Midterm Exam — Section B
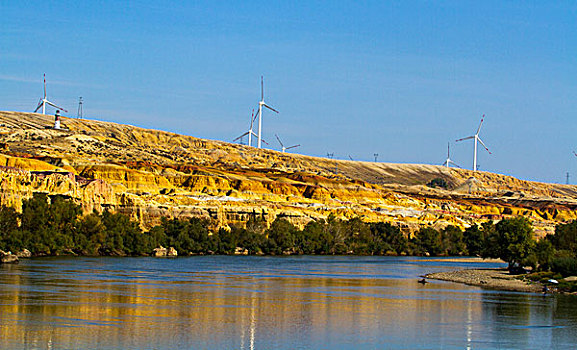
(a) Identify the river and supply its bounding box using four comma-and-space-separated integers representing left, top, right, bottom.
0, 256, 576, 349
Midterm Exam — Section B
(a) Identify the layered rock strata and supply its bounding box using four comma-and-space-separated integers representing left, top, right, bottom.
0, 111, 576, 237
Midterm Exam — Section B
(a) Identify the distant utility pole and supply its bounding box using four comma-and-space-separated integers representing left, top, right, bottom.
567, 172, 570, 185
326, 153, 337, 174
77, 97, 83, 119
374, 153, 379, 162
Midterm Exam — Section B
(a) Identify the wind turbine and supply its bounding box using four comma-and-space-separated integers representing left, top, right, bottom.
234, 132, 269, 146
255, 76, 279, 148
234, 110, 259, 146
456, 115, 491, 171
443, 142, 461, 168
275, 134, 300, 153
34, 74, 68, 115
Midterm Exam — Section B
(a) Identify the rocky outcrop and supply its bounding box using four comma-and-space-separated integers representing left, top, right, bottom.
0, 110, 576, 238
152, 246, 178, 257
0, 250, 19, 264
234, 247, 249, 255
15, 249, 31, 258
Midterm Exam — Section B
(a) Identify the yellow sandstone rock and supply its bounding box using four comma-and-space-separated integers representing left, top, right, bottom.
0, 110, 576, 237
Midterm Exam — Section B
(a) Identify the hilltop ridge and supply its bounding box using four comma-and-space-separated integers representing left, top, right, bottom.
0, 110, 575, 236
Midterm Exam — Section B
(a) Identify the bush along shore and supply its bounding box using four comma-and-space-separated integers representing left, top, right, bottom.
2, 194, 577, 292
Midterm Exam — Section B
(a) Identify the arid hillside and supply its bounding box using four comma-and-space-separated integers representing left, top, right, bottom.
0, 110, 575, 236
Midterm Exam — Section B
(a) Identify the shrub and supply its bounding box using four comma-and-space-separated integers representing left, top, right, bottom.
427, 178, 449, 189
551, 257, 577, 277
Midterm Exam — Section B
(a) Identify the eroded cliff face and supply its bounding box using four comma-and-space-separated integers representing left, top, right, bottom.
0, 111, 576, 236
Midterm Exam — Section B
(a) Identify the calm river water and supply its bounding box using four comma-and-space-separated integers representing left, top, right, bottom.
0, 256, 576, 349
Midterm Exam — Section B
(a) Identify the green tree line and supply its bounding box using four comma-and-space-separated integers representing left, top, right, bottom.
1, 194, 577, 279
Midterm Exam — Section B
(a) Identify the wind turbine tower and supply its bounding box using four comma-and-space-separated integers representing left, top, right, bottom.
34, 74, 68, 115
77, 97, 83, 119
456, 115, 491, 171
443, 142, 461, 168
248, 109, 253, 147
256, 76, 279, 148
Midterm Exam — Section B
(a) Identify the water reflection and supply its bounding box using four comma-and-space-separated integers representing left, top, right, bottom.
0, 256, 576, 349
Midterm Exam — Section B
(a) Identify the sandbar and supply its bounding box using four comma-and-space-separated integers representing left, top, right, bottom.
425, 268, 543, 293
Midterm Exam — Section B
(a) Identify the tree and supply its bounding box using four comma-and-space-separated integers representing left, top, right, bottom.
550, 220, 577, 255
161, 217, 213, 255
147, 225, 168, 249
413, 227, 443, 256
370, 222, 408, 255
20, 193, 81, 254
443, 225, 467, 256
233, 224, 265, 254
100, 210, 145, 255
0, 206, 20, 251
185, 217, 214, 253
297, 221, 320, 254
463, 224, 484, 256
481, 217, 536, 270
534, 239, 554, 271
325, 214, 348, 254
265, 218, 297, 255
48, 196, 82, 252
344, 217, 372, 254
76, 212, 106, 254
20, 193, 53, 254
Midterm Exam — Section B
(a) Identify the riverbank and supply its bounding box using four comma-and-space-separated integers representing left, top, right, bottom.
425, 268, 543, 293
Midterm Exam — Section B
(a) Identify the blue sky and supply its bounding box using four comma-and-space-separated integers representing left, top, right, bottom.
1, 1, 576, 183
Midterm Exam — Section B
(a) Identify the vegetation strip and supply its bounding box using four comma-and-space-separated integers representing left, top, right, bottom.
1, 194, 577, 294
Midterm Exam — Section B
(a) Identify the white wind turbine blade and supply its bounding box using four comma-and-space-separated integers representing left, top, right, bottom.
286, 144, 300, 150
456, 135, 474, 142
46, 100, 68, 112
449, 160, 462, 168
275, 134, 284, 148
233, 131, 250, 142
263, 103, 279, 113
249, 110, 256, 128
261, 76, 264, 101
34, 100, 44, 113
250, 131, 269, 145
43, 74, 47, 98
476, 114, 485, 135
477, 137, 492, 154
